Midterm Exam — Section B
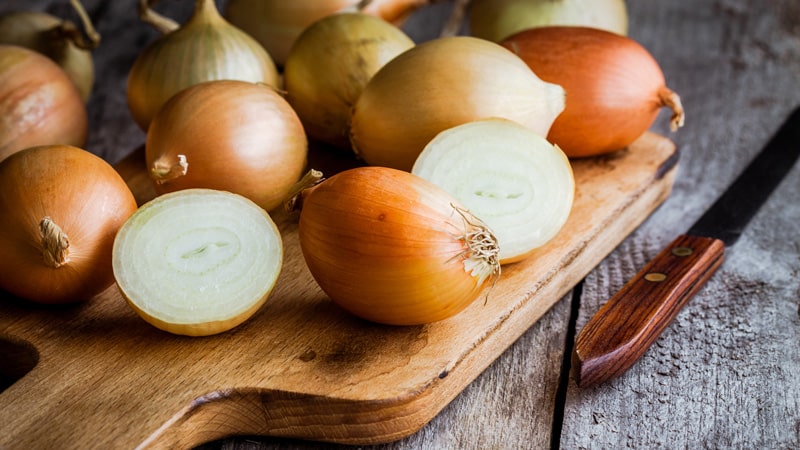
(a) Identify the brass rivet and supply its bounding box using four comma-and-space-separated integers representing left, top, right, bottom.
672, 247, 693, 257
645, 272, 667, 282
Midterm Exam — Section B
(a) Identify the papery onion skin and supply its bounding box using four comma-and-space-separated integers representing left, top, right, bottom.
127, 0, 280, 131
146, 80, 308, 212
0, 145, 138, 304
0, 11, 96, 102
502, 26, 685, 158
469, 0, 628, 43
284, 13, 415, 149
0, 45, 87, 162
349, 36, 566, 171
297, 166, 500, 326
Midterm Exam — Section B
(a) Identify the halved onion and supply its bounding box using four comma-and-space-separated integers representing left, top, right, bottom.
112, 189, 283, 336
412, 119, 575, 264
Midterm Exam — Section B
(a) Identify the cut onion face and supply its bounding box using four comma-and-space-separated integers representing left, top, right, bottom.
112, 189, 283, 336
412, 119, 575, 264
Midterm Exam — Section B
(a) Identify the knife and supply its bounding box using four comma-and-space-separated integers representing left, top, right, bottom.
572, 106, 800, 388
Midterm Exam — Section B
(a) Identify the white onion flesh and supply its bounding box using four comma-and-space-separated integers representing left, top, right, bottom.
112, 189, 283, 336
412, 119, 575, 264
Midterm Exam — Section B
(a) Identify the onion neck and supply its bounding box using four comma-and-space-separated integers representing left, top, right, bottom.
659, 86, 685, 132
151, 154, 188, 184
40, 217, 70, 269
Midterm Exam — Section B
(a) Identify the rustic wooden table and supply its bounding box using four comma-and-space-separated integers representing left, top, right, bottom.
2, 0, 798, 449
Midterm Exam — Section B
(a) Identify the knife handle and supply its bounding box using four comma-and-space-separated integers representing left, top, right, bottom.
572, 234, 725, 388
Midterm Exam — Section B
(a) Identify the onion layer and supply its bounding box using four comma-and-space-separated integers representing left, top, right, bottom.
502, 26, 684, 158
0, 45, 87, 162
145, 80, 308, 212
469, 0, 628, 43
113, 189, 283, 336
0, 145, 137, 304
297, 166, 500, 325
412, 119, 575, 264
284, 13, 415, 149
349, 36, 565, 171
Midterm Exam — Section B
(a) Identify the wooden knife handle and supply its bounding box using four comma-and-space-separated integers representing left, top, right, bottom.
572, 234, 725, 388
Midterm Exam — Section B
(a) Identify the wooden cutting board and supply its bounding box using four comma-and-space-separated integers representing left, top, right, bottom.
0, 132, 677, 449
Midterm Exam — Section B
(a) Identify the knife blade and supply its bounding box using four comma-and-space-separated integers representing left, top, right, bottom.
572, 106, 800, 388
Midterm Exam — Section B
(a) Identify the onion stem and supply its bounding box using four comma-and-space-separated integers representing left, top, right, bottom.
660, 87, 686, 131
49, 0, 101, 50
284, 169, 324, 213
138, 0, 179, 34
39, 217, 70, 268
151, 154, 188, 184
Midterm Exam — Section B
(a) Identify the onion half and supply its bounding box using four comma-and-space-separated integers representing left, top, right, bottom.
296, 166, 500, 325
113, 189, 283, 336
412, 119, 575, 264
0, 145, 137, 304
502, 26, 685, 158
349, 36, 565, 171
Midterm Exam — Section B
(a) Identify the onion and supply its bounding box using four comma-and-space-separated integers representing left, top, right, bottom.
283, 13, 415, 149
0, 145, 137, 304
113, 189, 283, 336
146, 80, 308, 212
127, 0, 280, 131
349, 36, 565, 171
0, 45, 87, 162
412, 119, 575, 264
0, 0, 100, 102
295, 166, 500, 325
224, 0, 431, 66
502, 26, 685, 158
469, 0, 628, 43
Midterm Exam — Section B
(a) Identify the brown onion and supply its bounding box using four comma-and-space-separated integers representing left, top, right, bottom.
502, 26, 684, 158
146, 80, 308, 212
295, 166, 500, 325
284, 13, 415, 149
0, 45, 87, 162
127, 0, 280, 130
0, 145, 138, 304
349, 36, 565, 171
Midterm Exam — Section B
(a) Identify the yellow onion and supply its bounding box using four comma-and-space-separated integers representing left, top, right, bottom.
0, 145, 137, 304
113, 189, 283, 336
0, 1, 100, 102
224, 0, 430, 66
349, 36, 565, 171
146, 80, 308, 212
284, 13, 415, 149
127, 0, 280, 130
0, 45, 87, 162
469, 0, 628, 43
295, 166, 500, 325
502, 26, 685, 158
412, 119, 575, 264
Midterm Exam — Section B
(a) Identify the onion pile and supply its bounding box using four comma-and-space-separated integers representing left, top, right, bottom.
295, 166, 500, 325
502, 26, 685, 158
412, 119, 575, 264
283, 13, 415, 149
113, 189, 283, 336
127, 0, 280, 130
469, 0, 628, 43
0, 0, 100, 102
349, 36, 566, 171
0, 45, 87, 162
145, 80, 308, 212
0, 145, 137, 304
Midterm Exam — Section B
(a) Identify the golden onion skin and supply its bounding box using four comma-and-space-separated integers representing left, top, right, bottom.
298, 167, 499, 326
127, 0, 280, 130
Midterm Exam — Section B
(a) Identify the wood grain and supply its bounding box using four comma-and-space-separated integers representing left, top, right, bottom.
0, 133, 676, 449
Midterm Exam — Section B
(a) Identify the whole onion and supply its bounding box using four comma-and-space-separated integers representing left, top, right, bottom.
0, 45, 87, 162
